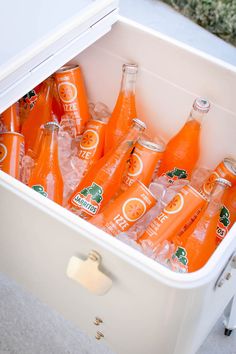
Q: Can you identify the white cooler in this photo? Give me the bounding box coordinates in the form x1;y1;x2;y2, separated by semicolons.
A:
1;1;236;354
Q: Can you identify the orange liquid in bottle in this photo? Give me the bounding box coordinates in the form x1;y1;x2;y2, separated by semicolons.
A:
0;103;20;132
28;122;63;205
171;178;231;272
158;98;210;180
67;119;146;219
21;78;54;153
215;185;236;244
105;64;137;153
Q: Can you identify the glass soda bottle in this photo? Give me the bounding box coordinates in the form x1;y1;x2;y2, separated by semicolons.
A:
158;97;210;181
67;118;146;219
28;122;63;205
104;64;138;153
0;103;20;133
21;78;54;153
171;178;231;273
215;185;236;244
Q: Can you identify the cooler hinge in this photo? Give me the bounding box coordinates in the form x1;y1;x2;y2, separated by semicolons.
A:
215;251;236;289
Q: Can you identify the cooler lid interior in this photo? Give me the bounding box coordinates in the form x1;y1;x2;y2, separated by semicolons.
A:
0;0;118;112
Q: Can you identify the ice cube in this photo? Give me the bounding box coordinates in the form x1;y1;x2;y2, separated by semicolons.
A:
20;155;35;185
149;181;166;200
116;234;143;252
89;102;111;123
191;166;212;190
59;115;77;138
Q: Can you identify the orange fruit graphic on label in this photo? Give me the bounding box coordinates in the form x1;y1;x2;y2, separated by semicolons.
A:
164;193;184;214
0;143;7;162
122;197;146;222
128;153;143;177
203;172;219;195
80;129;99;150
58;82;77;103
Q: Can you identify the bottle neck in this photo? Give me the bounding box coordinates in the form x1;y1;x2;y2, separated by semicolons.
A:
120;71;137;95
206;183;229;216
37;127;59;167
187;109;206;124
116;122;145;154
193;182;229;239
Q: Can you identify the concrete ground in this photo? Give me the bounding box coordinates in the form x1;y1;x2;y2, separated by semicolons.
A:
0;271;235;354
1;1;236;354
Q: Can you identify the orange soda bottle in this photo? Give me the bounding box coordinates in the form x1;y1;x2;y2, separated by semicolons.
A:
67;118;146;219
138;184;207;251
51;78;64;122
105;64;138;153
0;103;20;133
28;122;63;205
171;178;231;272
19;83;43;128
215;185;236;244
21;78;54;152
158;98;210;181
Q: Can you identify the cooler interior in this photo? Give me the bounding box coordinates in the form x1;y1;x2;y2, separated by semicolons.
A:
1;18;236;354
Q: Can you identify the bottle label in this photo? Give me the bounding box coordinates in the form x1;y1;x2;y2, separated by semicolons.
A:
72;182;103;216
23;89;38;110
216;205;230;242
165;167;188;183
0;143;7;162
171;246;188;273
32;185;48;197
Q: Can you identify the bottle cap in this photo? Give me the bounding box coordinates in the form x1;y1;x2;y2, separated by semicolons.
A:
193;98;210;113
122;63;138;74
215;178;232;188
132;118;146;130
44;121;60;129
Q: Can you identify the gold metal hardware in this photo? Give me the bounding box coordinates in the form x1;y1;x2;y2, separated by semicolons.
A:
66;250;112;295
95;331;104;340
94;317;103;326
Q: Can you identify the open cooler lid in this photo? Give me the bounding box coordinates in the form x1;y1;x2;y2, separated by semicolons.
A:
0;0;118;113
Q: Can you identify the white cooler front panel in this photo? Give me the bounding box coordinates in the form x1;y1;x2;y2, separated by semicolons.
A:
1;17;236;354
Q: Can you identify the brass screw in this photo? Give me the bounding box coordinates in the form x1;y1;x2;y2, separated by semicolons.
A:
94;317;103;326
95;331;104;340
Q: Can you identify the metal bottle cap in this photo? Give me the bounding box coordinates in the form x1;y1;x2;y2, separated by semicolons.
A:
122;63;138;74
193;97;211;113
132;118;146;130
44;121;60;129
215;178;232;188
